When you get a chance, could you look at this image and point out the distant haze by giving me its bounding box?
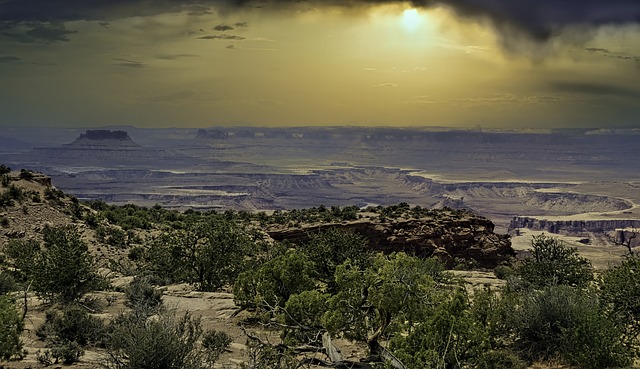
[0,1,639,128]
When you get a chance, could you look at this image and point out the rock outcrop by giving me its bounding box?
[267,209,514,269]
[509,216,640,234]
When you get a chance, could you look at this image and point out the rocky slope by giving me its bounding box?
[1,169,514,270]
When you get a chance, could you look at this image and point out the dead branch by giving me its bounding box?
[322,332,343,362]
[21,280,32,320]
[607,228,638,257]
[298,357,376,369]
[242,325,407,369]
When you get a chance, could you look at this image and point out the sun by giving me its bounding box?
[401,8,422,31]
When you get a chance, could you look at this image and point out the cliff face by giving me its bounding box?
[510,216,640,234]
[267,210,514,268]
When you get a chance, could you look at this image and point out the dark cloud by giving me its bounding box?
[186,5,213,15]
[585,47,610,54]
[198,34,245,40]
[154,53,200,60]
[113,58,147,68]
[0,54,55,65]
[235,21,248,27]
[549,81,640,99]
[150,90,196,102]
[0,1,638,47]
[425,0,640,41]
[585,47,640,64]
[226,43,236,49]
[3,24,76,43]
[213,24,234,31]
[0,55,21,62]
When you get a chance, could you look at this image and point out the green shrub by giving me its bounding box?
[1,174,9,187]
[124,276,163,314]
[96,225,127,247]
[146,219,255,291]
[453,257,479,270]
[44,187,65,201]
[39,341,84,365]
[0,216,8,227]
[234,249,316,311]
[299,229,372,288]
[280,290,329,345]
[37,341,84,365]
[201,330,232,361]
[36,348,54,365]
[127,246,145,261]
[4,239,40,281]
[390,289,492,369]
[0,295,24,360]
[0,271,17,295]
[323,253,448,356]
[0,164,10,175]
[240,340,298,369]
[7,184,25,201]
[18,169,34,181]
[516,234,593,289]
[475,349,527,369]
[36,305,105,346]
[0,191,13,207]
[494,265,514,280]
[468,287,520,349]
[515,285,632,368]
[599,255,640,348]
[104,310,216,369]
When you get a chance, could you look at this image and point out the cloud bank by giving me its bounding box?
[0,1,638,39]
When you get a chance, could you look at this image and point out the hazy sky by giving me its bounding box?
[0,0,639,128]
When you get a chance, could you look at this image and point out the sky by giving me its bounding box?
[0,0,639,129]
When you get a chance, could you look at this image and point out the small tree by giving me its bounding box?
[146,219,254,291]
[300,229,372,290]
[516,234,592,289]
[323,253,446,358]
[32,225,102,303]
[234,249,316,312]
[0,295,24,360]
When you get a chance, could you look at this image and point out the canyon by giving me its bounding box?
[1,126,638,248]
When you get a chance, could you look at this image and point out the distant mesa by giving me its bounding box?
[196,129,229,140]
[79,130,131,141]
[66,130,140,148]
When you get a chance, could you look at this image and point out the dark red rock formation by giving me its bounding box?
[267,209,514,269]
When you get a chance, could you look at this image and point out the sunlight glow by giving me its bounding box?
[402,8,422,32]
